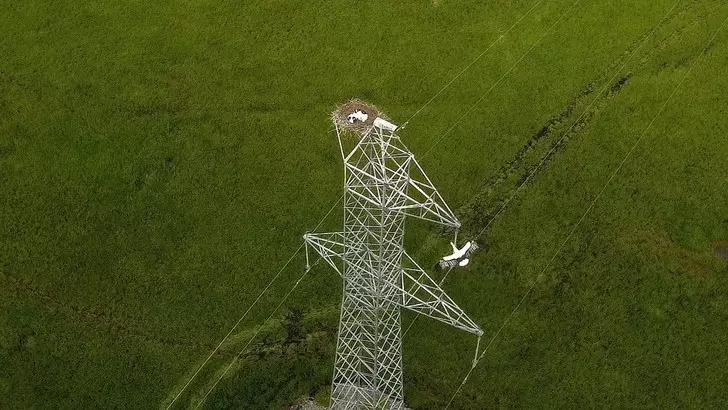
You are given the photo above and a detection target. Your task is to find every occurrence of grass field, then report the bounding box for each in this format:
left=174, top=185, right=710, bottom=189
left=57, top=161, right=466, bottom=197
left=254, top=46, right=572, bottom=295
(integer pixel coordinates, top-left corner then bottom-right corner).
left=2, top=0, right=728, bottom=408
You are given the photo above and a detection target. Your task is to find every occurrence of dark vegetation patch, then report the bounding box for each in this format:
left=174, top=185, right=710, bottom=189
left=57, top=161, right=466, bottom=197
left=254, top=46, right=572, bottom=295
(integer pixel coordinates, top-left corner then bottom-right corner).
left=164, top=156, right=175, bottom=171
left=609, top=75, right=631, bottom=94
left=4, top=273, right=209, bottom=349
left=194, top=307, right=338, bottom=409
left=133, top=156, right=176, bottom=189
left=639, top=230, right=714, bottom=280
left=132, top=104, right=165, bottom=117
left=635, top=1, right=711, bottom=73
left=457, top=73, right=623, bottom=236
left=0, top=142, right=16, bottom=158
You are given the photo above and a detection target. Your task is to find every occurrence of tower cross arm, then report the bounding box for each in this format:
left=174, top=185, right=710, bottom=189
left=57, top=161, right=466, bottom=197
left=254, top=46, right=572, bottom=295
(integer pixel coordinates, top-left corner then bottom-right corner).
left=303, top=232, right=346, bottom=276
left=388, top=251, right=483, bottom=336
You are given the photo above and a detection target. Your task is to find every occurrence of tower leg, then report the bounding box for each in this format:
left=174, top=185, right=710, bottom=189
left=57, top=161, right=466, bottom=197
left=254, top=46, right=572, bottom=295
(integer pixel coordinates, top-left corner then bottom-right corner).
left=330, top=291, right=405, bottom=410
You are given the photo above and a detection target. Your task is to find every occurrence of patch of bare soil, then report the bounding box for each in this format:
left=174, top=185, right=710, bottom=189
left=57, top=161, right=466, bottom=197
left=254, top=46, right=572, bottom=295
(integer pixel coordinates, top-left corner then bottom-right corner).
left=617, top=228, right=714, bottom=281
left=713, top=241, right=728, bottom=261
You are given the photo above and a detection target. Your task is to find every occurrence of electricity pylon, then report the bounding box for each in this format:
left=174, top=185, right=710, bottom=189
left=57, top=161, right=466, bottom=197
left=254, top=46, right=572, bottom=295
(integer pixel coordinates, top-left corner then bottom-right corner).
left=304, top=102, right=482, bottom=410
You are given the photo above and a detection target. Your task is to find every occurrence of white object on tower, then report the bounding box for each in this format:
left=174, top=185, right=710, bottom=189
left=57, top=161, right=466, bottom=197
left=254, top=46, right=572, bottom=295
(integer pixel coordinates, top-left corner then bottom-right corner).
left=373, top=117, right=398, bottom=131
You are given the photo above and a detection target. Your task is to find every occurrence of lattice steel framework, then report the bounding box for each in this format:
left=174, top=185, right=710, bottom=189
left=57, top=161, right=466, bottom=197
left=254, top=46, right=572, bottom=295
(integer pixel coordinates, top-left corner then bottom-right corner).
left=304, top=113, right=483, bottom=409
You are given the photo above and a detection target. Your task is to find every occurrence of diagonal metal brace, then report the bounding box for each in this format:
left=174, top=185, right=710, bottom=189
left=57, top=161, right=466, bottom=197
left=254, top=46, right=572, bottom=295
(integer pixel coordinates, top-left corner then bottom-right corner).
left=391, top=251, right=483, bottom=336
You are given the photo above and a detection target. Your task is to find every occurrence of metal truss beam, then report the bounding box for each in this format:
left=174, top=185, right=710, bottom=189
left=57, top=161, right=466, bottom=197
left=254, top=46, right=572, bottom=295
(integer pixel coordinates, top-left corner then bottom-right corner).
left=305, top=117, right=481, bottom=410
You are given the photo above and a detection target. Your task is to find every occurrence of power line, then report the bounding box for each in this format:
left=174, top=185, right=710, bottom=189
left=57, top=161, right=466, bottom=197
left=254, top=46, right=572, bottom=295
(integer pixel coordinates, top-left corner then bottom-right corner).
left=467, top=0, right=684, bottom=242
left=401, top=0, right=544, bottom=127
left=410, top=0, right=676, bottom=340
left=171, top=0, right=582, bottom=406
left=444, top=7, right=728, bottom=409
left=164, top=245, right=301, bottom=409
left=403, top=0, right=583, bottom=344
left=420, top=0, right=584, bottom=160
left=401, top=266, right=455, bottom=338
left=164, top=196, right=341, bottom=409
left=194, top=267, right=313, bottom=409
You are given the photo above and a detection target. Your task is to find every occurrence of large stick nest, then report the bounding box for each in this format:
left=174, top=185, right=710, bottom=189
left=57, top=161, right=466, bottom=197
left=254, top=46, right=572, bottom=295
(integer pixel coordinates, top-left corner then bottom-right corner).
left=332, top=99, right=384, bottom=134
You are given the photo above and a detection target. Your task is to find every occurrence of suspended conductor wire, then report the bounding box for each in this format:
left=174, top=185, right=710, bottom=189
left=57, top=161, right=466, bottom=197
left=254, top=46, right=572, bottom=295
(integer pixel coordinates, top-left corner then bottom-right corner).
left=402, top=0, right=579, bottom=341
left=401, top=265, right=455, bottom=338
left=165, top=195, right=342, bottom=409
left=173, top=1, right=584, bottom=406
left=404, top=0, right=582, bottom=344
left=401, top=0, right=544, bottom=128
left=423, top=0, right=680, bottom=357
left=194, top=267, right=313, bottom=409
left=444, top=9, right=728, bottom=409
left=185, top=3, right=558, bottom=399
left=420, top=0, right=584, bottom=160
left=471, top=0, right=683, bottom=242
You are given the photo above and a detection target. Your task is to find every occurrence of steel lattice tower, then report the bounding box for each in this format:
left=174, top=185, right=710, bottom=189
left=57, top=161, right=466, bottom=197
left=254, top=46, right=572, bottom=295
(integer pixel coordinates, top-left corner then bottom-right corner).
left=304, top=103, right=483, bottom=409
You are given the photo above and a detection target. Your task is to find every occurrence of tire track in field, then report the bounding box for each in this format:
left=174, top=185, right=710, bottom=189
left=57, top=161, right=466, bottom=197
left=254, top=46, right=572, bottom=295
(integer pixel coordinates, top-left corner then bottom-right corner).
left=457, top=0, right=709, bottom=239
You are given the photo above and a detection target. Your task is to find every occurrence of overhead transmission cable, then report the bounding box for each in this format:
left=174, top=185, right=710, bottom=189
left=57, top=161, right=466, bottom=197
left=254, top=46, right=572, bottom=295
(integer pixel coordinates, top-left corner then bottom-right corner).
left=407, top=0, right=688, bottom=347
left=444, top=7, right=728, bottom=409
left=468, top=0, right=682, bottom=245
left=164, top=196, right=341, bottom=409
left=193, top=267, right=313, bottom=409
left=401, top=0, right=544, bottom=127
left=420, top=0, right=583, bottom=159
left=403, top=0, right=583, bottom=339
left=408, top=0, right=679, bottom=344
left=172, top=1, right=566, bottom=407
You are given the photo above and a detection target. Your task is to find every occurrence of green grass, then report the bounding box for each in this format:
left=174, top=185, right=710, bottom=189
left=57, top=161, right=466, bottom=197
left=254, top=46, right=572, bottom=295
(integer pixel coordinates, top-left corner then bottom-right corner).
left=1, top=0, right=727, bottom=408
